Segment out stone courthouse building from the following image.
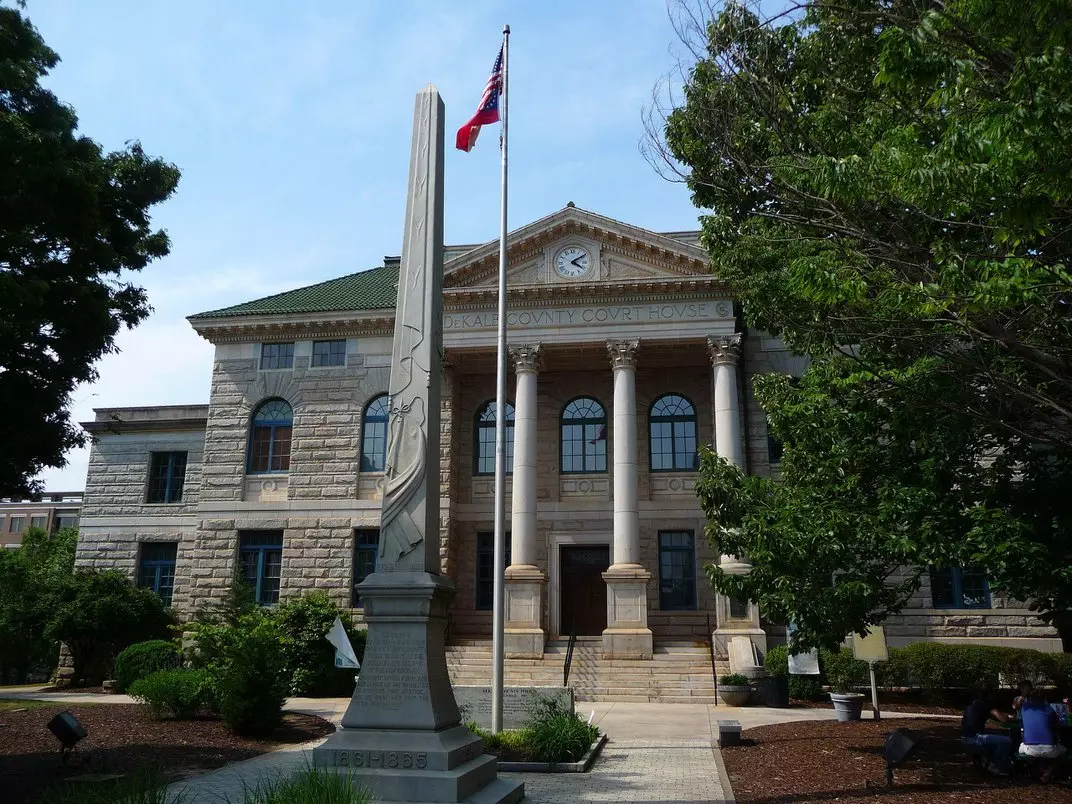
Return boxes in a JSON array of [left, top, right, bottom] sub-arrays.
[[75, 205, 1060, 696]]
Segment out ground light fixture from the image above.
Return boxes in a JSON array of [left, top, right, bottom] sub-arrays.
[[47, 711, 87, 763], [882, 727, 918, 787]]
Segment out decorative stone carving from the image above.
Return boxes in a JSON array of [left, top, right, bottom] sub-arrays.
[[509, 343, 542, 374], [707, 333, 742, 366], [606, 339, 640, 370]]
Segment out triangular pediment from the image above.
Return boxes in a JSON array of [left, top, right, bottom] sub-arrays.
[[443, 205, 709, 290]]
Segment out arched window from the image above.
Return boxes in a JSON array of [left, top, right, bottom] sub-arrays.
[[649, 393, 697, 471], [560, 397, 607, 474], [474, 400, 515, 476], [360, 394, 390, 472], [248, 399, 293, 473]]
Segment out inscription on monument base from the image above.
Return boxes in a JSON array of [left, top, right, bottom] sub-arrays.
[[357, 630, 428, 710], [454, 686, 574, 730]]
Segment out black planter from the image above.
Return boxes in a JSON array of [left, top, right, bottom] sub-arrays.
[[765, 675, 790, 708]]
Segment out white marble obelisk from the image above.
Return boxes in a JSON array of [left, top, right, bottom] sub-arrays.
[[313, 86, 523, 804]]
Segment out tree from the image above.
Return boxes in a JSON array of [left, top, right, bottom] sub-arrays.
[[0, 526, 76, 682], [0, 4, 180, 496], [46, 569, 175, 685], [656, 1, 1072, 650]]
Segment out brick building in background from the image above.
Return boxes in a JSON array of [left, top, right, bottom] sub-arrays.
[[1, 492, 82, 549]]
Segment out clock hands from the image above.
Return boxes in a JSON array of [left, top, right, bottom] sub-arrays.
[[570, 255, 587, 269]]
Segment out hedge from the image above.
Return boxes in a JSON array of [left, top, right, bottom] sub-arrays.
[[113, 639, 181, 692]]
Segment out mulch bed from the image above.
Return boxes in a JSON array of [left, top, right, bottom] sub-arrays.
[[723, 717, 1072, 803], [0, 703, 335, 804]]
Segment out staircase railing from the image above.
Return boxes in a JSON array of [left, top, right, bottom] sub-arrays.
[[562, 617, 578, 687], [706, 612, 719, 704]]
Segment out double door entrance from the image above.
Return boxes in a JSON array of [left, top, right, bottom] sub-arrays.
[[559, 545, 610, 637]]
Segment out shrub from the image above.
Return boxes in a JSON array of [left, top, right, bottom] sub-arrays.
[[525, 696, 599, 763], [820, 649, 868, 693], [719, 673, 751, 686], [214, 612, 289, 736], [271, 592, 366, 697], [128, 668, 212, 719], [764, 644, 824, 700], [237, 767, 372, 803], [114, 640, 181, 692], [39, 764, 184, 804]]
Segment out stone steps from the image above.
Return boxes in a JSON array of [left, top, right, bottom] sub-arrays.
[[445, 640, 726, 703]]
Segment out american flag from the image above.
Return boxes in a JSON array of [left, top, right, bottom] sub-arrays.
[[456, 44, 504, 152]]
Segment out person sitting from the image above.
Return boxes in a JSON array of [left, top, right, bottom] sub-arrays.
[[961, 685, 1013, 775], [1013, 679, 1034, 715], [1019, 690, 1068, 782]]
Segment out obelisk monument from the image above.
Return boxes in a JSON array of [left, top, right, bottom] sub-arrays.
[[312, 87, 523, 804]]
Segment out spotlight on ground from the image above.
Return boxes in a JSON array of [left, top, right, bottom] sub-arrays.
[[47, 711, 87, 763], [883, 728, 918, 787]]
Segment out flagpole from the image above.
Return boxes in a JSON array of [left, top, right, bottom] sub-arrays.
[[490, 22, 510, 736]]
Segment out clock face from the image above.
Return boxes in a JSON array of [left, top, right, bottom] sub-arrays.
[[554, 246, 590, 278]]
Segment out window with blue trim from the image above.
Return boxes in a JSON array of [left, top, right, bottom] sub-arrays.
[[239, 531, 283, 605], [658, 531, 697, 610], [360, 394, 390, 472], [260, 342, 294, 369], [147, 451, 187, 503], [560, 397, 607, 474], [930, 567, 991, 609], [138, 542, 178, 606], [649, 394, 698, 471], [474, 401, 515, 476], [248, 399, 293, 473], [312, 339, 346, 367], [352, 529, 379, 607], [476, 532, 511, 611]]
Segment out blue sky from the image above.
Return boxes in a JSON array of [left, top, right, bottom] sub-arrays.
[[28, 0, 705, 490]]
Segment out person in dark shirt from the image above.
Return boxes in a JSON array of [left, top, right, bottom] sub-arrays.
[[1019, 691, 1067, 781], [961, 686, 1013, 774]]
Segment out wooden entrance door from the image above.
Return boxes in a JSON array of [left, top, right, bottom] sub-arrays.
[[560, 545, 610, 636]]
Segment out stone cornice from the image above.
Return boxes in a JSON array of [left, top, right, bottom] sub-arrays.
[[444, 276, 731, 311], [83, 417, 208, 435], [190, 316, 396, 345]]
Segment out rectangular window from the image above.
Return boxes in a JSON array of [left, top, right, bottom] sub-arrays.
[[10, 516, 24, 534], [561, 424, 607, 474], [138, 542, 178, 606], [54, 512, 79, 531], [239, 531, 284, 605], [260, 342, 295, 370], [931, 567, 991, 609], [147, 451, 188, 503], [30, 516, 47, 530], [352, 529, 380, 606], [658, 531, 697, 610], [312, 339, 346, 367], [475, 532, 512, 611]]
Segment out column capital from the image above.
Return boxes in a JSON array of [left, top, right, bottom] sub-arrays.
[[707, 333, 742, 366], [509, 343, 542, 374], [606, 339, 640, 371]]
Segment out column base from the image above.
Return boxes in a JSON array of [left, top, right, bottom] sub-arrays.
[[312, 571, 523, 803], [504, 565, 546, 659], [601, 565, 652, 660]]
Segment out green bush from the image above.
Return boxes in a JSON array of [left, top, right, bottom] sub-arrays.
[[114, 640, 181, 692], [236, 767, 372, 803], [525, 696, 599, 763], [214, 612, 290, 736], [271, 592, 366, 697], [764, 644, 824, 700], [719, 673, 751, 686], [128, 668, 212, 719], [820, 648, 868, 693]]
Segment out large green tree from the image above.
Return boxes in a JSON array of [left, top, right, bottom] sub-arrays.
[[659, 0, 1072, 650], [0, 3, 180, 496]]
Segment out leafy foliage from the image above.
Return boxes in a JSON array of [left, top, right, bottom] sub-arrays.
[[210, 610, 289, 736], [113, 640, 182, 693], [821, 649, 868, 694], [525, 696, 600, 764], [0, 7, 180, 497], [39, 765, 185, 804], [719, 673, 751, 686], [763, 645, 823, 700], [46, 569, 175, 686], [128, 668, 212, 720], [0, 526, 75, 683], [660, 0, 1072, 651], [273, 592, 366, 696], [235, 767, 372, 803]]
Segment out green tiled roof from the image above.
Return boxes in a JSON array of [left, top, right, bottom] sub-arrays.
[[189, 264, 399, 319]]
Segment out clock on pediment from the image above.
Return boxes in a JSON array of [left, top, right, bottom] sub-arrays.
[[553, 245, 591, 279]]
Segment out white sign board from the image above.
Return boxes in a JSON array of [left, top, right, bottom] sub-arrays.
[[325, 615, 360, 670], [852, 626, 888, 664], [787, 649, 821, 675]]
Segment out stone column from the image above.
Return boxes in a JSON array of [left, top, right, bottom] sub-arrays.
[[505, 344, 546, 658], [707, 333, 767, 666], [602, 340, 652, 660]]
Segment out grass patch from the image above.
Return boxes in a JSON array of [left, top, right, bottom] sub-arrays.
[[229, 767, 372, 803], [0, 697, 60, 712]]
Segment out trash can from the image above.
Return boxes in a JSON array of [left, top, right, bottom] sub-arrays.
[[765, 675, 790, 708]]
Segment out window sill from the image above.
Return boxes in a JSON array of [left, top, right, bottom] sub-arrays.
[[144, 502, 185, 507]]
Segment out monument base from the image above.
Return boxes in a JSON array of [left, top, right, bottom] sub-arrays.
[[602, 565, 653, 659], [312, 572, 522, 803]]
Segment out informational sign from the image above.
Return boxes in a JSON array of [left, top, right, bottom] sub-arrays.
[[325, 615, 360, 670], [785, 622, 820, 675], [852, 626, 889, 663]]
